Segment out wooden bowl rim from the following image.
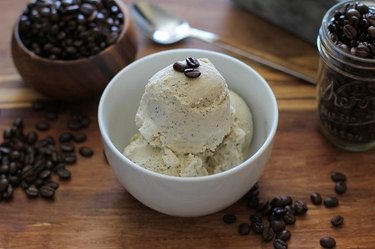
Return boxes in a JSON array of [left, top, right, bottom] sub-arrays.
[[13, 0, 131, 65]]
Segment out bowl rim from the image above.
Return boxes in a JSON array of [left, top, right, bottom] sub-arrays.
[[98, 48, 279, 182], [13, 0, 130, 64]]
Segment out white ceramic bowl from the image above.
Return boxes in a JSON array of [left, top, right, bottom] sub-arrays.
[[98, 49, 278, 217]]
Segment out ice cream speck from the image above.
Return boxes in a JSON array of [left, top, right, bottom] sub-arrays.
[[123, 58, 253, 177]]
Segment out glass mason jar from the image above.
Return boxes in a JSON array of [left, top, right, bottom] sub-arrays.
[[317, 1, 375, 151]]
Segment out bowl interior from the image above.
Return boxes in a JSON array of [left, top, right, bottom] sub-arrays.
[[100, 49, 278, 168]]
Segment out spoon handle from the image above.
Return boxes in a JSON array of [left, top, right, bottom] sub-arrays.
[[189, 28, 316, 84]]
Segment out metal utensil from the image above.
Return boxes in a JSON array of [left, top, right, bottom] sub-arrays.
[[131, 2, 316, 84]]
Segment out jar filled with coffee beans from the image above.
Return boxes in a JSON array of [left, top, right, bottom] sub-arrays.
[[317, 0, 375, 151]]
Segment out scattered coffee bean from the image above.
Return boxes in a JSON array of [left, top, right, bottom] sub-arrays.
[[39, 185, 55, 199], [25, 186, 39, 197], [277, 229, 291, 241], [57, 168, 71, 180], [262, 226, 274, 241], [310, 192, 323, 205], [273, 238, 288, 249], [223, 213, 237, 224], [35, 121, 50, 131], [72, 133, 87, 143], [250, 221, 264, 234], [320, 236, 336, 248], [79, 146, 94, 157], [60, 143, 75, 153], [59, 132, 73, 143], [324, 197, 339, 208], [294, 200, 308, 215], [334, 181, 347, 195], [238, 223, 251, 235], [271, 220, 286, 233], [283, 211, 296, 225], [331, 215, 344, 227], [331, 172, 346, 182]]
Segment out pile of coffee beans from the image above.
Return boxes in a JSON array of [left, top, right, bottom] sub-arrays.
[[0, 100, 94, 201], [328, 2, 375, 58], [173, 57, 202, 78], [18, 0, 124, 60], [222, 171, 348, 249]]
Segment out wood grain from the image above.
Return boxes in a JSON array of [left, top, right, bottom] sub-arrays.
[[1, 0, 374, 249]]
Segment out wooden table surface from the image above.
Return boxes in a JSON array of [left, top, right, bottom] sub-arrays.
[[1, 0, 374, 248]]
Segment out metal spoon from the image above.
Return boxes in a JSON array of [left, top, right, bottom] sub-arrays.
[[131, 2, 316, 84]]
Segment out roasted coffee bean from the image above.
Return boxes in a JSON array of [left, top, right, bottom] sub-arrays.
[[262, 226, 274, 241], [39, 185, 55, 198], [331, 215, 344, 227], [283, 211, 296, 225], [173, 61, 187, 72], [25, 186, 39, 197], [79, 146, 94, 157], [294, 200, 308, 215], [64, 154, 77, 164], [273, 238, 288, 249], [57, 168, 71, 180], [59, 132, 73, 143], [270, 207, 287, 221], [45, 180, 59, 190], [72, 133, 87, 143], [3, 185, 13, 200], [186, 57, 200, 68], [335, 181, 347, 195], [39, 169, 51, 180], [60, 143, 75, 153], [238, 223, 250, 235], [262, 201, 273, 216], [271, 220, 286, 233], [26, 131, 38, 145], [0, 178, 9, 193], [184, 68, 201, 78], [0, 165, 9, 174], [35, 121, 50, 131], [222, 213, 236, 224], [310, 192, 323, 205], [277, 229, 291, 241], [324, 197, 339, 208], [320, 236, 336, 248], [250, 221, 264, 234], [256, 199, 269, 212], [331, 171, 346, 182], [249, 215, 262, 224]]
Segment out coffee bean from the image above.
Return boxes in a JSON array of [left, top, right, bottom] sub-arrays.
[[283, 211, 296, 225], [0, 178, 9, 193], [320, 236, 336, 248], [273, 238, 288, 249], [294, 200, 308, 215], [310, 192, 323, 205], [249, 214, 262, 224], [79, 146, 94, 157], [25, 186, 39, 197], [251, 221, 264, 234], [186, 57, 200, 68], [39, 169, 51, 180], [57, 168, 71, 180], [59, 132, 73, 143], [45, 180, 59, 190], [222, 213, 236, 224], [64, 154, 77, 164], [335, 181, 347, 195], [72, 133, 87, 143], [0, 165, 9, 174], [173, 61, 187, 72], [39, 185, 55, 198], [331, 215, 344, 227], [26, 131, 38, 145], [60, 143, 75, 153], [262, 226, 274, 241], [331, 172, 346, 182], [270, 207, 287, 221], [271, 220, 286, 233], [184, 68, 201, 78], [35, 121, 50, 131], [277, 229, 291, 241], [238, 223, 250, 235], [324, 197, 339, 208]]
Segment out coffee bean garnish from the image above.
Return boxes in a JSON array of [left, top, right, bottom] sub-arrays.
[[172, 57, 202, 78], [184, 68, 201, 78], [320, 236, 336, 248], [324, 197, 339, 208], [331, 215, 344, 227], [18, 0, 124, 60], [310, 192, 323, 205]]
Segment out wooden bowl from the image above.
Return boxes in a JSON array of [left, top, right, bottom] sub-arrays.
[[11, 0, 138, 101]]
